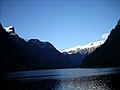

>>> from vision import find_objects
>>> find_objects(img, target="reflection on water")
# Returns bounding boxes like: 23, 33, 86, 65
1, 68, 120, 90
55, 75, 112, 90
2, 74, 120, 90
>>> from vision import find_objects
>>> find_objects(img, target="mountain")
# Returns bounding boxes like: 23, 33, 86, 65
62, 41, 104, 54
80, 19, 120, 68
0, 24, 33, 72
27, 39, 73, 68
4, 26, 16, 35
62, 41, 104, 67
0, 24, 73, 72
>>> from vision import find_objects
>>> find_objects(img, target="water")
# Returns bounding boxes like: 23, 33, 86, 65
1, 67, 120, 90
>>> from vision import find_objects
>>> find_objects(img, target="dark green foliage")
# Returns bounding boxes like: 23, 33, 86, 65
80, 20, 120, 67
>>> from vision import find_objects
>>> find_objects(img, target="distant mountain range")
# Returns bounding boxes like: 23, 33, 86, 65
62, 41, 104, 66
0, 19, 120, 72
80, 19, 120, 67
62, 40, 104, 54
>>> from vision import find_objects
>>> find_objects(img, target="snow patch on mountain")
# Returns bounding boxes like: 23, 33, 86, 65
62, 45, 81, 53
4, 26, 16, 35
62, 40, 105, 54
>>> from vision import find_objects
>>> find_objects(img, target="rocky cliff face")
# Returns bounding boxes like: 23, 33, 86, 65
80, 20, 120, 67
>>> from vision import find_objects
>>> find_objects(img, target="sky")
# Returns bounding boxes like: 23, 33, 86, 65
0, 0, 120, 51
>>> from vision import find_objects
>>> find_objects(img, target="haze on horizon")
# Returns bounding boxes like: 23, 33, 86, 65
0, 0, 120, 51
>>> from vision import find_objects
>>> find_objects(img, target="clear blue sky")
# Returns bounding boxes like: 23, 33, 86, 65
0, 0, 120, 51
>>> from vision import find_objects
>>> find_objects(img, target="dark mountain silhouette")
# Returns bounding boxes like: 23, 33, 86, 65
80, 20, 120, 67
63, 53, 84, 67
27, 39, 73, 68
0, 23, 33, 72
10, 31, 72, 69
0, 24, 72, 72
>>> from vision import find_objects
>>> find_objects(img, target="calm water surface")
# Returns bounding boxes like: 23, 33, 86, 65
1, 67, 120, 90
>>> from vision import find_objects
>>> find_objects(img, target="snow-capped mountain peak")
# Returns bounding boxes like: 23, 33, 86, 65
80, 40, 105, 50
62, 45, 81, 53
62, 40, 105, 54
4, 26, 16, 35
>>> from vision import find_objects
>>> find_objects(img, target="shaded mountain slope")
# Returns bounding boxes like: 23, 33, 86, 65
80, 20, 120, 67
0, 24, 72, 72
10, 32, 73, 69
0, 23, 33, 72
